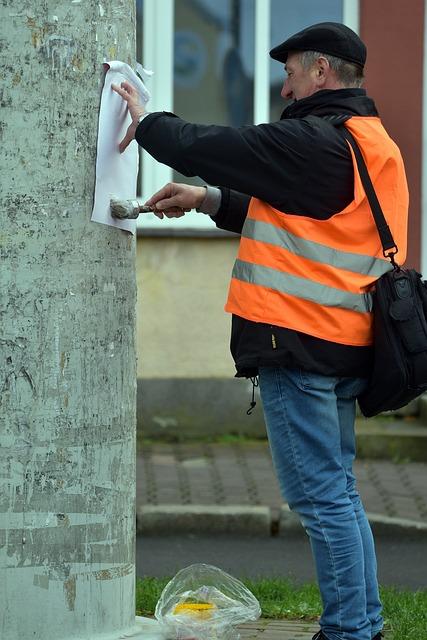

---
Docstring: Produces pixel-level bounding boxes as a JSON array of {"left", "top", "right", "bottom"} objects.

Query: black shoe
[
  {"left": 312, "top": 632, "right": 328, "bottom": 640},
  {"left": 313, "top": 632, "right": 382, "bottom": 640}
]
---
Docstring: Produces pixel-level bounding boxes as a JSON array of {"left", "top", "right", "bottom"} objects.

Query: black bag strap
[{"left": 339, "top": 126, "right": 399, "bottom": 266}]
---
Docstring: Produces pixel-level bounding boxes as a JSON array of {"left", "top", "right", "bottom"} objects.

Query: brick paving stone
[
  {"left": 405, "top": 462, "right": 427, "bottom": 490},
  {"left": 391, "top": 496, "right": 423, "bottom": 520}
]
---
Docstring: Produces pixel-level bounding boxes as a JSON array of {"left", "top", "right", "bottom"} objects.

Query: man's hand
[
  {"left": 111, "top": 81, "right": 145, "bottom": 153},
  {"left": 145, "top": 183, "right": 207, "bottom": 219}
]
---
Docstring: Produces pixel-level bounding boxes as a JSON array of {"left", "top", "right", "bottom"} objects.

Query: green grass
[
  {"left": 136, "top": 576, "right": 170, "bottom": 617},
  {"left": 136, "top": 577, "right": 427, "bottom": 640}
]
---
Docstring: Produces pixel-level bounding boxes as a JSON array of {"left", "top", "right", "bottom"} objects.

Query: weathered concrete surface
[
  {"left": 137, "top": 377, "right": 265, "bottom": 438},
  {"left": 355, "top": 420, "right": 427, "bottom": 461},
  {"left": 0, "top": 2, "right": 137, "bottom": 639}
]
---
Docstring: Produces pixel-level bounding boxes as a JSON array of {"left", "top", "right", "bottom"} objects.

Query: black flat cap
[{"left": 270, "top": 22, "right": 366, "bottom": 68}]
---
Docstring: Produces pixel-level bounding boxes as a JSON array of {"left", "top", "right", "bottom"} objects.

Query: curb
[
  {"left": 137, "top": 505, "right": 271, "bottom": 536},
  {"left": 366, "top": 512, "right": 427, "bottom": 536},
  {"left": 279, "top": 504, "right": 427, "bottom": 537},
  {"left": 137, "top": 504, "right": 427, "bottom": 537}
]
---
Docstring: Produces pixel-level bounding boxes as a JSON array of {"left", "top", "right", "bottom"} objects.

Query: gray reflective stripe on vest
[
  {"left": 242, "top": 218, "right": 391, "bottom": 277},
  {"left": 232, "top": 259, "right": 373, "bottom": 313}
]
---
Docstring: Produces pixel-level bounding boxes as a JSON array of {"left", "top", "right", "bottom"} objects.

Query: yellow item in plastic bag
[
  {"left": 156, "top": 564, "right": 261, "bottom": 640},
  {"left": 173, "top": 603, "right": 217, "bottom": 620}
]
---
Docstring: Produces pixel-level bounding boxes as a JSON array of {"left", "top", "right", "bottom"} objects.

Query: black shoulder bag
[{"left": 341, "top": 127, "right": 427, "bottom": 417}]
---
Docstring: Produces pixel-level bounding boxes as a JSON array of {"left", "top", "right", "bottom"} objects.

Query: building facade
[{"left": 135, "top": 0, "right": 425, "bottom": 436}]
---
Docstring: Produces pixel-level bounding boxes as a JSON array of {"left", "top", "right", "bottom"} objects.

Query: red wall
[{"left": 361, "top": 0, "right": 424, "bottom": 268}]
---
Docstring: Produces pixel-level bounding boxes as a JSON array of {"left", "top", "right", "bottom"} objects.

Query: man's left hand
[{"left": 111, "top": 81, "right": 145, "bottom": 153}]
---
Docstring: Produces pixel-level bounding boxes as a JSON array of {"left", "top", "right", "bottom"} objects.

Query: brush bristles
[{"left": 110, "top": 198, "right": 139, "bottom": 219}]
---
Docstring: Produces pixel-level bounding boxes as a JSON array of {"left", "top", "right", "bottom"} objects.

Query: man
[{"left": 113, "top": 22, "right": 408, "bottom": 640}]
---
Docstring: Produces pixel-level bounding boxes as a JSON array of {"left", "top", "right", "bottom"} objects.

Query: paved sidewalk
[
  {"left": 135, "top": 617, "right": 322, "bottom": 640},
  {"left": 238, "top": 619, "right": 323, "bottom": 639},
  {"left": 136, "top": 618, "right": 322, "bottom": 639},
  {"left": 136, "top": 617, "right": 392, "bottom": 639},
  {"left": 239, "top": 620, "right": 392, "bottom": 639},
  {"left": 136, "top": 440, "right": 427, "bottom": 533}
]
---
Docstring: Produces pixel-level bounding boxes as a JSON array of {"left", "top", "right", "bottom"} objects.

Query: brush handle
[
  {"left": 134, "top": 200, "right": 184, "bottom": 215},
  {"left": 130, "top": 200, "right": 153, "bottom": 218},
  {"left": 111, "top": 198, "right": 185, "bottom": 219}
]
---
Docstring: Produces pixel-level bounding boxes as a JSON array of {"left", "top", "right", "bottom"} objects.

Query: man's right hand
[{"left": 145, "top": 183, "right": 206, "bottom": 219}]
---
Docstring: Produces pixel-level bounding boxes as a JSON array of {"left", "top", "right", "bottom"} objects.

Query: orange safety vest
[{"left": 225, "top": 117, "right": 409, "bottom": 347}]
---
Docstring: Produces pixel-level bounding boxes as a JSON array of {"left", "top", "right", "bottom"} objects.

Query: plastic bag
[{"left": 155, "top": 563, "right": 261, "bottom": 640}]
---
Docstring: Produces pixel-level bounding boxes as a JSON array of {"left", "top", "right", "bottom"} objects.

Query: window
[
  {"left": 136, "top": 0, "right": 359, "bottom": 233},
  {"left": 173, "top": 0, "right": 256, "bottom": 194},
  {"left": 270, "top": 0, "right": 344, "bottom": 121}
]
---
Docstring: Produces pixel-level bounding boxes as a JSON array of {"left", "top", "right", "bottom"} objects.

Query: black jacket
[{"left": 136, "top": 89, "right": 381, "bottom": 378}]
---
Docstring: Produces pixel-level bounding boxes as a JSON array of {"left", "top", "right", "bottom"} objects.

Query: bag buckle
[{"left": 383, "top": 245, "right": 399, "bottom": 269}]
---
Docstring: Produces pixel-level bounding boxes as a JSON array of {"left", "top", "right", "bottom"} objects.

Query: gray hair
[{"left": 299, "top": 50, "right": 364, "bottom": 88}]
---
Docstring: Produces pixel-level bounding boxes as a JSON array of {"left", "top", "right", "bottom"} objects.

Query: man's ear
[{"left": 315, "top": 56, "right": 330, "bottom": 86}]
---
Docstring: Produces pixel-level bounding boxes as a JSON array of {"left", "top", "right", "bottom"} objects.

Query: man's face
[{"left": 281, "top": 52, "right": 319, "bottom": 101}]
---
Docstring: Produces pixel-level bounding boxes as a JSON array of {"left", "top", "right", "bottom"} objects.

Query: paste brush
[{"left": 110, "top": 198, "right": 155, "bottom": 219}]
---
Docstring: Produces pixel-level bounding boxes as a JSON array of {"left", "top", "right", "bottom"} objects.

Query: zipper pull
[
  {"left": 246, "top": 376, "right": 259, "bottom": 415},
  {"left": 271, "top": 333, "right": 277, "bottom": 349}
]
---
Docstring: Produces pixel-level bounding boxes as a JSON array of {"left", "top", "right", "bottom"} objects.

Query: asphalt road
[{"left": 136, "top": 531, "right": 427, "bottom": 590}]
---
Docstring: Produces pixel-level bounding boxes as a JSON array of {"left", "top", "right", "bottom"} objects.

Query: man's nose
[{"left": 281, "top": 78, "right": 293, "bottom": 100}]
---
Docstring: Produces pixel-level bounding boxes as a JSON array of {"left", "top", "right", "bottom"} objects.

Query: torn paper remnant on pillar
[{"left": 91, "top": 61, "right": 152, "bottom": 233}]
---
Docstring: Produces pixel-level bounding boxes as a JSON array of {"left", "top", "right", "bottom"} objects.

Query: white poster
[{"left": 91, "top": 61, "right": 152, "bottom": 233}]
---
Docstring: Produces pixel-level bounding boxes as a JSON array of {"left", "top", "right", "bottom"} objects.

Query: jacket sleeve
[
  {"left": 213, "top": 187, "right": 250, "bottom": 235},
  {"left": 135, "top": 112, "right": 309, "bottom": 206},
  {"left": 135, "top": 111, "right": 355, "bottom": 219}
]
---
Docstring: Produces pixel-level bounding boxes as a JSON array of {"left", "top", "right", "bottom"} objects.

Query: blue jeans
[{"left": 259, "top": 367, "right": 383, "bottom": 640}]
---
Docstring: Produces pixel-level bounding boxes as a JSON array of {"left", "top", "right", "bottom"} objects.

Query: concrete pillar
[{"left": 0, "top": 2, "right": 139, "bottom": 638}]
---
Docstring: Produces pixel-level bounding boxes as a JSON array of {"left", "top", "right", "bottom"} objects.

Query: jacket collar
[{"left": 280, "top": 88, "right": 379, "bottom": 120}]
